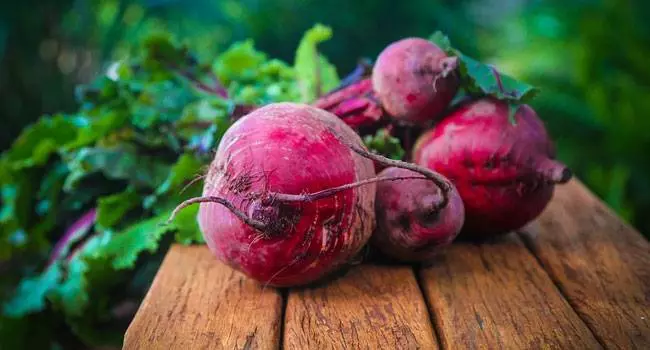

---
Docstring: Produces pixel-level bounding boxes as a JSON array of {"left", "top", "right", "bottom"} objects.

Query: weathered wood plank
[
  {"left": 123, "top": 245, "right": 283, "bottom": 350},
  {"left": 521, "top": 179, "right": 650, "bottom": 348},
  {"left": 284, "top": 264, "right": 438, "bottom": 350},
  {"left": 419, "top": 233, "right": 600, "bottom": 349}
]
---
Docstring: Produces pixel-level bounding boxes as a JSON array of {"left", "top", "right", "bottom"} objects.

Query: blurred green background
[{"left": 1, "top": 0, "right": 648, "bottom": 232}]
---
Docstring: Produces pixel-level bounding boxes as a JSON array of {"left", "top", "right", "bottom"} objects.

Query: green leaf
[
  {"left": 130, "top": 80, "right": 197, "bottom": 129},
  {"left": 0, "top": 164, "right": 38, "bottom": 260},
  {"left": 456, "top": 53, "right": 539, "bottom": 103},
  {"left": 363, "top": 129, "right": 406, "bottom": 160},
  {"left": 294, "top": 24, "right": 340, "bottom": 102},
  {"left": 63, "top": 111, "right": 129, "bottom": 150},
  {"left": 169, "top": 204, "right": 203, "bottom": 244},
  {"left": 140, "top": 154, "right": 205, "bottom": 244},
  {"left": 213, "top": 39, "right": 267, "bottom": 83},
  {"left": 3, "top": 263, "right": 62, "bottom": 317},
  {"left": 5, "top": 115, "right": 78, "bottom": 170},
  {"left": 429, "top": 31, "right": 452, "bottom": 52},
  {"left": 156, "top": 153, "right": 203, "bottom": 196},
  {"left": 429, "top": 31, "right": 539, "bottom": 104},
  {"left": 144, "top": 153, "right": 204, "bottom": 209},
  {"left": 51, "top": 212, "right": 172, "bottom": 317},
  {"left": 96, "top": 189, "right": 140, "bottom": 230},
  {"left": 28, "top": 163, "right": 70, "bottom": 253},
  {"left": 141, "top": 33, "right": 188, "bottom": 79},
  {"left": 62, "top": 145, "right": 171, "bottom": 191},
  {"left": 0, "top": 166, "right": 22, "bottom": 225},
  {"left": 101, "top": 214, "right": 174, "bottom": 270},
  {"left": 52, "top": 245, "right": 105, "bottom": 317}
]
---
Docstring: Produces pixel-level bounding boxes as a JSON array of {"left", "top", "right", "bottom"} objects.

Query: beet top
[
  {"left": 372, "top": 37, "right": 460, "bottom": 126},
  {"left": 413, "top": 97, "right": 572, "bottom": 237}
]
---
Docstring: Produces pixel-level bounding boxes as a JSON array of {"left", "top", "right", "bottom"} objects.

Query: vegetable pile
[{"left": 0, "top": 24, "right": 571, "bottom": 348}]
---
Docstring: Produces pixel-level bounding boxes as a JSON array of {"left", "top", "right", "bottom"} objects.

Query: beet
[
  {"left": 372, "top": 37, "right": 460, "bottom": 125},
  {"left": 179, "top": 102, "right": 377, "bottom": 287},
  {"left": 413, "top": 97, "right": 572, "bottom": 237},
  {"left": 372, "top": 167, "right": 464, "bottom": 262}
]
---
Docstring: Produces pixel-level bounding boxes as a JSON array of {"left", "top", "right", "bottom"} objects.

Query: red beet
[
  {"left": 181, "top": 102, "right": 377, "bottom": 287},
  {"left": 372, "top": 37, "right": 459, "bottom": 125},
  {"left": 413, "top": 98, "right": 572, "bottom": 237},
  {"left": 372, "top": 167, "right": 464, "bottom": 262}
]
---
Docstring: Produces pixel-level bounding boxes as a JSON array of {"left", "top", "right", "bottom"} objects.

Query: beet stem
[
  {"left": 271, "top": 175, "right": 428, "bottom": 203},
  {"left": 167, "top": 196, "right": 267, "bottom": 232},
  {"left": 329, "top": 127, "right": 453, "bottom": 211}
]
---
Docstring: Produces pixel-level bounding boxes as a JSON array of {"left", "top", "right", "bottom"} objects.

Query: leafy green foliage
[
  {"left": 63, "top": 145, "right": 171, "bottom": 191},
  {"left": 0, "top": 26, "right": 340, "bottom": 348},
  {"left": 3, "top": 264, "right": 62, "bottom": 317},
  {"left": 101, "top": 214, "right": 175, "bottom": 270},
  {"left": 430, "top": 31, "right": 539, "bottom": 106},
  {"left": 96, "top": 189, "right": 139, "bottom": 230},
  {"left": 4, "top": 115, "right": 78, "bottom": 170},
  {"left": 294, "top": 24, "right": 341, "bottom": 102}
]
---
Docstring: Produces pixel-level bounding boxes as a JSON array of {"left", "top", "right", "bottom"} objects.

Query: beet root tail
[{"left": 538, "top": 158, "right": 573, "bottom": 184}]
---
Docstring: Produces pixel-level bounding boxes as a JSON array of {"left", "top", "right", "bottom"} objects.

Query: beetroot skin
[
  {"left": 372, "top": 37, "right": 459, "bottom": 125},
  {"left": 197, "top": 102, "right": 376, "bottom": 287},
  {"left": 372, "top": 167, "right": 465, "bottom": 262},
  {"left": 413, "top": 98, "right": 572, "bottom": 237}
]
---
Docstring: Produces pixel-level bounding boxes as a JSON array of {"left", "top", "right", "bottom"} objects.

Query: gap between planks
[
  {"left": 417, "top": 232, "right": 600, "bottom": 349},
  {"left": 123, "top": 245, "right": 284, "bottom": 350}
]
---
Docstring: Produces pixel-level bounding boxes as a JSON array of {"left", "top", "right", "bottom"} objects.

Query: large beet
[
  {"left": 193, "top": 103, "right": 377, "bottom": 287},
  {"left": 413, "top": 98, "right": 572, "bottom": 237}
]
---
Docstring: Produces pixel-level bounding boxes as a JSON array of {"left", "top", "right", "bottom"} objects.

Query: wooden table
[{"left": 123, "top": 180, "right": 649, "bottom": 349}]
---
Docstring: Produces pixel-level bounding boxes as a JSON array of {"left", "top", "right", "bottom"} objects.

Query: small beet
[
  {"left": 372, "top": 167, "right": 464, "bottom": 262},
  {"left": 413, "top": 98, "right": 572, "bottom": 237},
  {"left": 372, "top": 37, "right": 459, "bottom": 125}
]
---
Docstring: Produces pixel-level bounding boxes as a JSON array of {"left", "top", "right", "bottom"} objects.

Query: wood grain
[
  {"left": 284, "top": 264, "right": 438, "bottom": 350},
  {"left": 521, "top": 179, "right": 650, "bottom": 348},
  {"left": 123, "top": 245, "right": 283, "bottom": 350},
  {"left": 419, "top": 233, "right": 600, "bottom": 349}
]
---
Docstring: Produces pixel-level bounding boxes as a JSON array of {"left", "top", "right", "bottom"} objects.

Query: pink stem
[{"left": 48, "top": 208, "right": 97, "bottom": 265}]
